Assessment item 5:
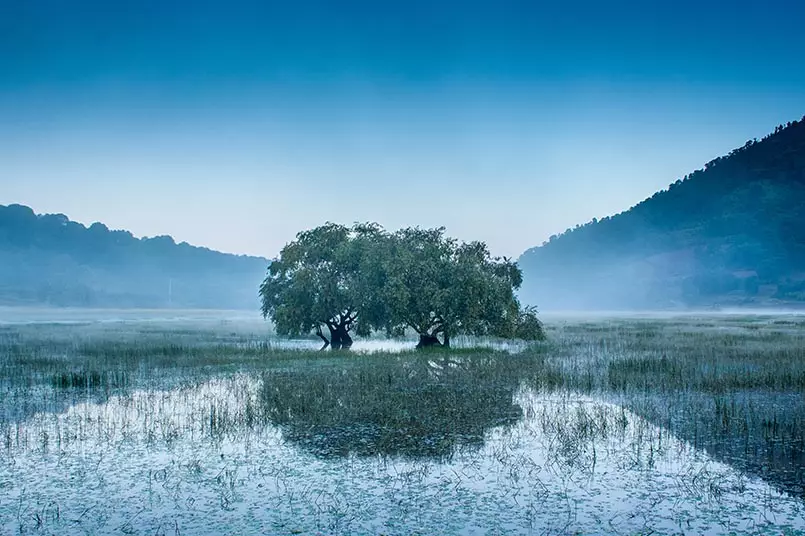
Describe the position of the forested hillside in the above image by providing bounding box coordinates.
[519,117,805,310]
[0,204,267,309]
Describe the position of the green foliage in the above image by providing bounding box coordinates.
[382,227,528,343]
[514,306,546,341]
[259,223,390,347]
[260,223,543,346]
[260,222,351,336]
[259,351,540,459]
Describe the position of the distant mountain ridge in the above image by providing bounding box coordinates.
[0,204,268,309]
[519,116,805,310]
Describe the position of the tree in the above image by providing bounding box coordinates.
[381,227,537,348]
[259,222,386,350]
[261,223,545,350]
[513,306,546,341]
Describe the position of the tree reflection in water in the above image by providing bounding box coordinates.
[258,350,556,460]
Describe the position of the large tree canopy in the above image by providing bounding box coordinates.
[381,227,533,347]
[259,223,387,349]
[260,223,544,349]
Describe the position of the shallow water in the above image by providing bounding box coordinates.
[240,336,527,354]
[1,374,802,535]
[0,307,524,354]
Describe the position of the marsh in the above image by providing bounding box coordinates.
[1,311,804,534]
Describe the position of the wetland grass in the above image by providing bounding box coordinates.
[544,315,805,499]
[0,314,804,533]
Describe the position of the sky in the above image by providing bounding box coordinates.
[1,0,804,259]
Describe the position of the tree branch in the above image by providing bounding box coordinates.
[425,314,446,331]
[406,319,424,334]
[315,325,330,351]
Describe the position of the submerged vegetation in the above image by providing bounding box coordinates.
[0,313,804,533]
[260,223,545,350]
[260,349,558,459]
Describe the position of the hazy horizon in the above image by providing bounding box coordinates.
[3,0,804,258]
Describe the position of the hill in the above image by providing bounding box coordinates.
[519,116,805,310]
[0,204,268,309]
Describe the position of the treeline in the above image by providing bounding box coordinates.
[0,204,267,309]
[519,116,805,309]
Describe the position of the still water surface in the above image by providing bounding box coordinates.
[1,372,802,535]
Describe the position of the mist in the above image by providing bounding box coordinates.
[0,204,266,310]
[518,118,805,312]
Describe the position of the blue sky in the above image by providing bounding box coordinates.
[1,0,804,257]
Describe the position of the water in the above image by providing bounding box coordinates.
[1,314,803,534]
[239,336,527,354]
[1,375,802,535]
[0,307,524,354]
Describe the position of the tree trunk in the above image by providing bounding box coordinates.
[327,324,353,350]
[416,333,443,349]
[442,331,450,348]
[339,328,354,349]
[327,325,343,350]
[315,326,330,351]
